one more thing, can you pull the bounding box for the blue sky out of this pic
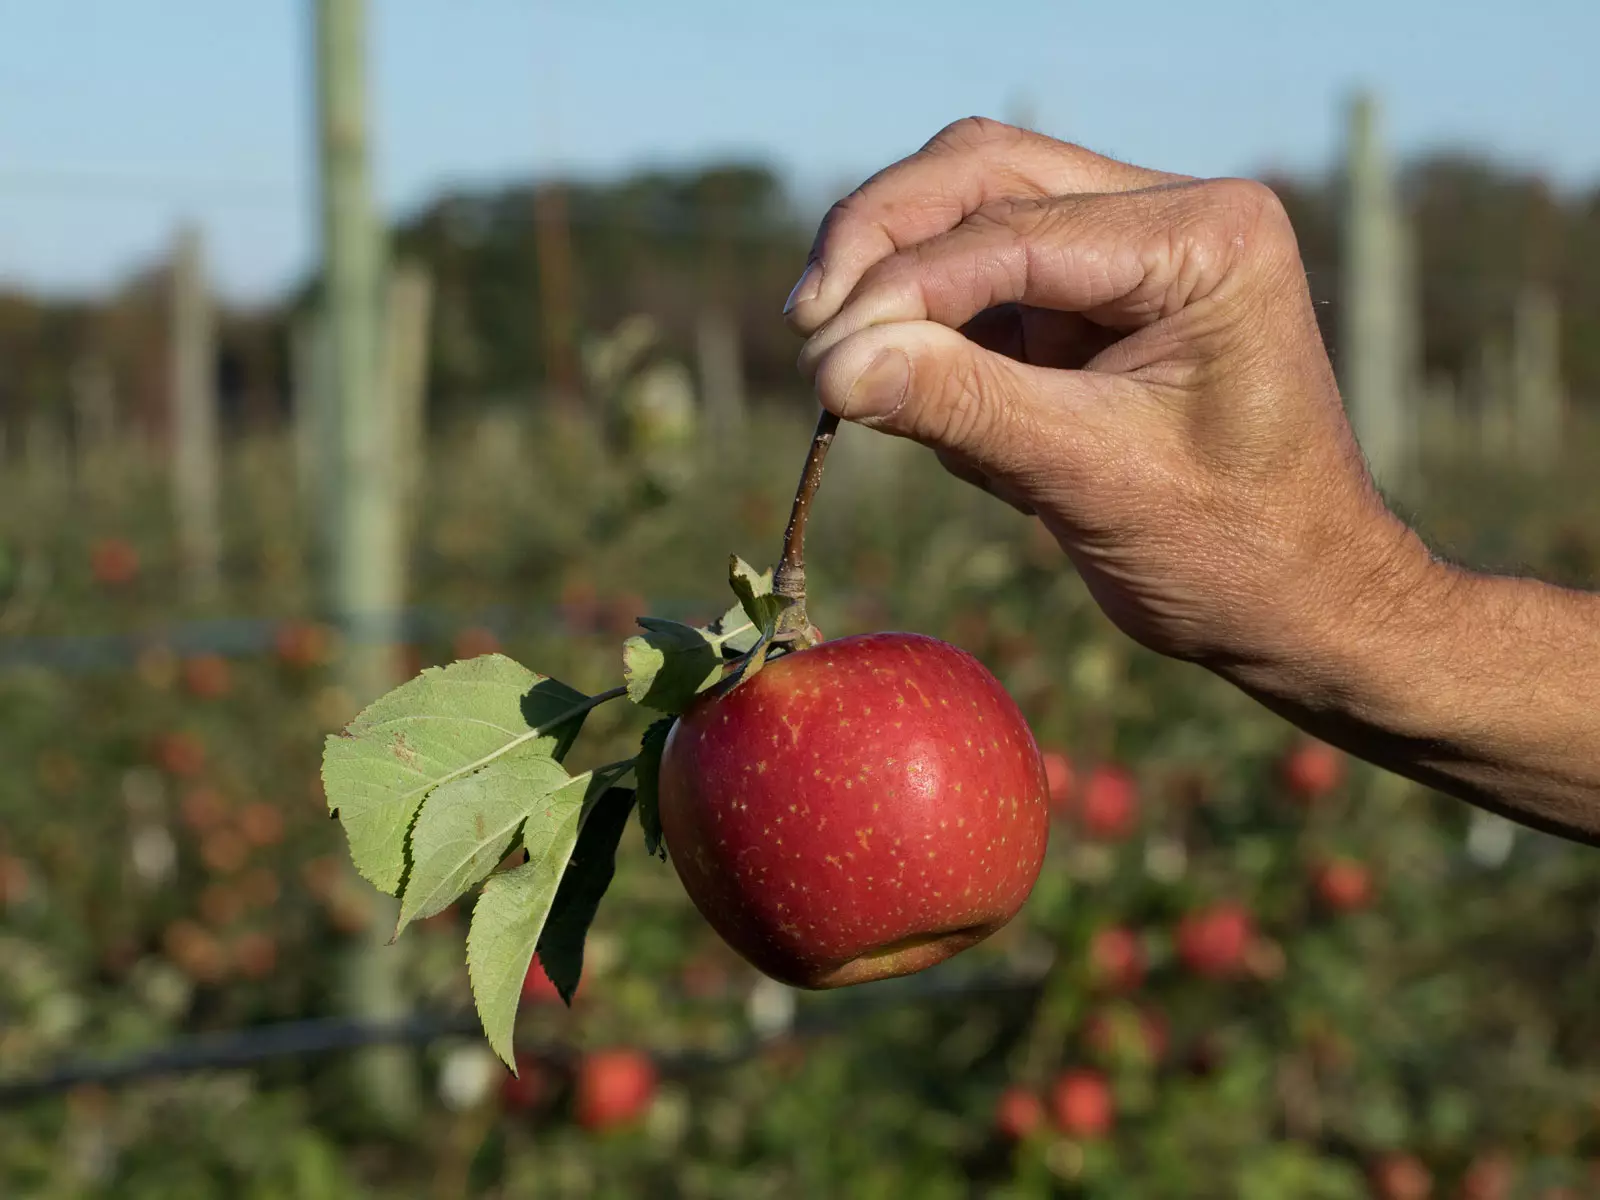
[1,0,1595,302]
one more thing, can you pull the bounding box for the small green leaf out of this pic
[622,619,722,714]
[705,601,761,656]
[634,718,675,859]
[720,627,778,693]
[465,772,590,1071]
[393,748,572,938]
[536,784,638,1004]
[728,555,792,632]
[321,655,589,895]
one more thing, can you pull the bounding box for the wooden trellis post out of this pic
[315,0,418,1128]
[695,308,746,447]
[1511,285,1563,467]
[170,225,221,601]
[1339,91,1414,490]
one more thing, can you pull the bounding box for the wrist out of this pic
[1214,511,1454,741]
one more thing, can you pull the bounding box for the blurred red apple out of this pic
[1315,856,1374,913]
[522,954,581,1004]
[1079,765,1138,840]
[274,620,334,670]
[181,654,232,700]
[200,830,249,875]
[1282,737,1345,800]
[231,931,278,980]
[1458,1153,1515,1200]
[558,577,600,635]
[238,802,285,849]
[994,1086,1044,1141]
[1042,750,1074,817]
[453,625,501,660]
[1088,925,1145,992]
[574,1049,657,1131]
[1176,902,1254,978]
[659,632,1050,989]
[180,786,229,834]
[90,537,140,587]
[500,1054,551,1110]
[1370,1153,1432,1200]
[153,731,207,779]
[1049,1069,1114,1140]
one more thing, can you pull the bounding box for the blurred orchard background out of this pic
[3,1,1600,1197]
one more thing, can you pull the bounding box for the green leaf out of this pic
[465,772,590,1071]
[621,619,722,714]
[321,655,590,895]
[634,718,675,859]
[536,784,638,1004]
[393,748,573,938]
[705,600,761,656]
[728,555,792,632]
[720,628,778,693]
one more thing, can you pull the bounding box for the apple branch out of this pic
[772,408,839,645]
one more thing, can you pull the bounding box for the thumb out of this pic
[811,319,1091,477]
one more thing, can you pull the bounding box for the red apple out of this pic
[238,803,285,849]
[1458,1154,1515,1200]
[1282,737,1345,800]
[1049,1069,1113,1139]
[453,626,501,661]
[574,1049,657,1131]
[500,1053,550,1110]
[275,621,333,670]
[1176,902,1253,978]
[558,577,601,635]
[658,632,1050,989]
[994,1086,1044,1141]
[230,931,278,980]
[1088,926,1145,992]
[1370,1153,1432,1200]
[181,654,232,700]
[1315,857,1374,912]
[1042,750,1074,817]
[90,538,140,587]
[521,955,568,1004]
[1079,765,1138,840]
[602,592,648,638]
[153,731,207,779]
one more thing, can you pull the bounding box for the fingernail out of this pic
[843,349,910,419]
[783,261,822,315]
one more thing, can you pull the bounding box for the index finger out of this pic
[784,116,1182,334]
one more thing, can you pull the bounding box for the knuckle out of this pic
[925,115,1019,155]
[1195,177,1297,263]
[815,191,867,248]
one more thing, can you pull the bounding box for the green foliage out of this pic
[320,656,587,895]
[634,718,674,860]
[465,772,590,1068]
[621,618,720,712]
[3,411,1600,1195]
[535,784,638,1004]
[394,748,572,937]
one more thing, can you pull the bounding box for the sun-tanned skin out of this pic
[785,117,1600,846]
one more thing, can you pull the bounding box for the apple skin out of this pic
[658,632,1050,990]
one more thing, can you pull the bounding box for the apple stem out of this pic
[772,408,840,644]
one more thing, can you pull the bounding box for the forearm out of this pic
[1225,531,1600,844]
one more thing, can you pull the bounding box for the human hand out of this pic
[788,117,1427,674]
